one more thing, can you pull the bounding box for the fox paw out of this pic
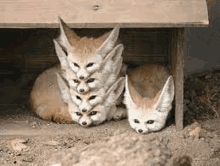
[112,107,127,121]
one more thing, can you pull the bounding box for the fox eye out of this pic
[73,63,79,67]
[89,111,97,116]
[73,79,80,83]
[134,119,140,123]
[75,112,82,116]
[89,95,96,100]
[86,78,95,83]
[86,63,94,68]
[76,96,82,100]
[146,120,154,124]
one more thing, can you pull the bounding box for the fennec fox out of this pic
[57,73,126,127]
[56,17,120,80]
[30,65,126,126]
[53,39,124,94]
[30,65,75,124]
[124,64,174,134]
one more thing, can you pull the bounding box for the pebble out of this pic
[189,127,201,139]
[10,139,28,152]
[30,122,38,128]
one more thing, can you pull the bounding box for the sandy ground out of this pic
[0,104,220,166]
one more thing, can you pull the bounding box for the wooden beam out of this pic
[0,0,209,28]
[172,28,185,130]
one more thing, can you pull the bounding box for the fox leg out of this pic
[33,104,74,124]
[112,107,128,121]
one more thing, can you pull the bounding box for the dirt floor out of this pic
[0,103,220,166]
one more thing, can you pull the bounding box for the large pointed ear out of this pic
[124,75,142,108]
[104,44,124,63]
[155,75,175,111]
[105,77,125,104]
[57,17,80,50]
[56,73,71,103]
[114,56,123,77]
[96,27,120,59]
[101,44,124,73]
[53,39,68,70]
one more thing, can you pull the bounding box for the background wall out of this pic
[185,0,220,74]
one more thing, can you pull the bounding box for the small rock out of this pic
[189,127,201,139]
[200,138,205,141]
[205,75,212,79]
[10,139,28,152]
[44,140,59,146]
[30,121,38,128]
[22,156,33,162]
[173,155,192,166]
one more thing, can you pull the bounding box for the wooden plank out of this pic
[0,28,170,74]
[172,28,184,130]
[0,0,209,28]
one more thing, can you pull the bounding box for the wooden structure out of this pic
[0,0,209,130]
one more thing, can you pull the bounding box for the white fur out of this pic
[124,73,174,134]
[54,36,124,94]
[57,73,126,127]
[57,17,120,80]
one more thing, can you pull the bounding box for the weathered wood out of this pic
[0,28,170,74]
[172,28,185,130]
[0,0,209,28]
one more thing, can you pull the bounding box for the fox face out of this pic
[65,69,101,94]
[57,72,125,127]
[69,88,105,113]
[124,65,174,134]
[68,103,107,127]
[56,17,120,80]
[54,39,124,94]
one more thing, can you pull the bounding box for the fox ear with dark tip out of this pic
[56,73,71,103]
[96,26,120,59]
[105,77,125,105]
[57,17,80,51]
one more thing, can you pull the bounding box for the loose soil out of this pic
[0,104,220,166]
[1,68,220,165]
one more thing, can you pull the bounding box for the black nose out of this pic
[82,109,87,112]
[79,76,84,80]
[138,129,143,133]
[79,89,85,93]
[82,121,87,125]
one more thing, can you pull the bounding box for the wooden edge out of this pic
[172,28,185,130]
[0,23,209,29]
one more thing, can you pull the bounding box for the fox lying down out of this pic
[124,64,175,134]
[30,64,126,125]
[30,18,127,126]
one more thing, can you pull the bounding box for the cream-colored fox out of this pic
[56,17,120,80]
[67,51,123,113]
[57,73,126,127]
[30,65,74,124]
[30,65,126,126]
[124,64,175,134]
[53,39,124,94]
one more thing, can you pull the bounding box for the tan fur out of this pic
[56,18,120,79]
[30,65,74,123]
[128,64,170,110]
[124,64,174,134]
